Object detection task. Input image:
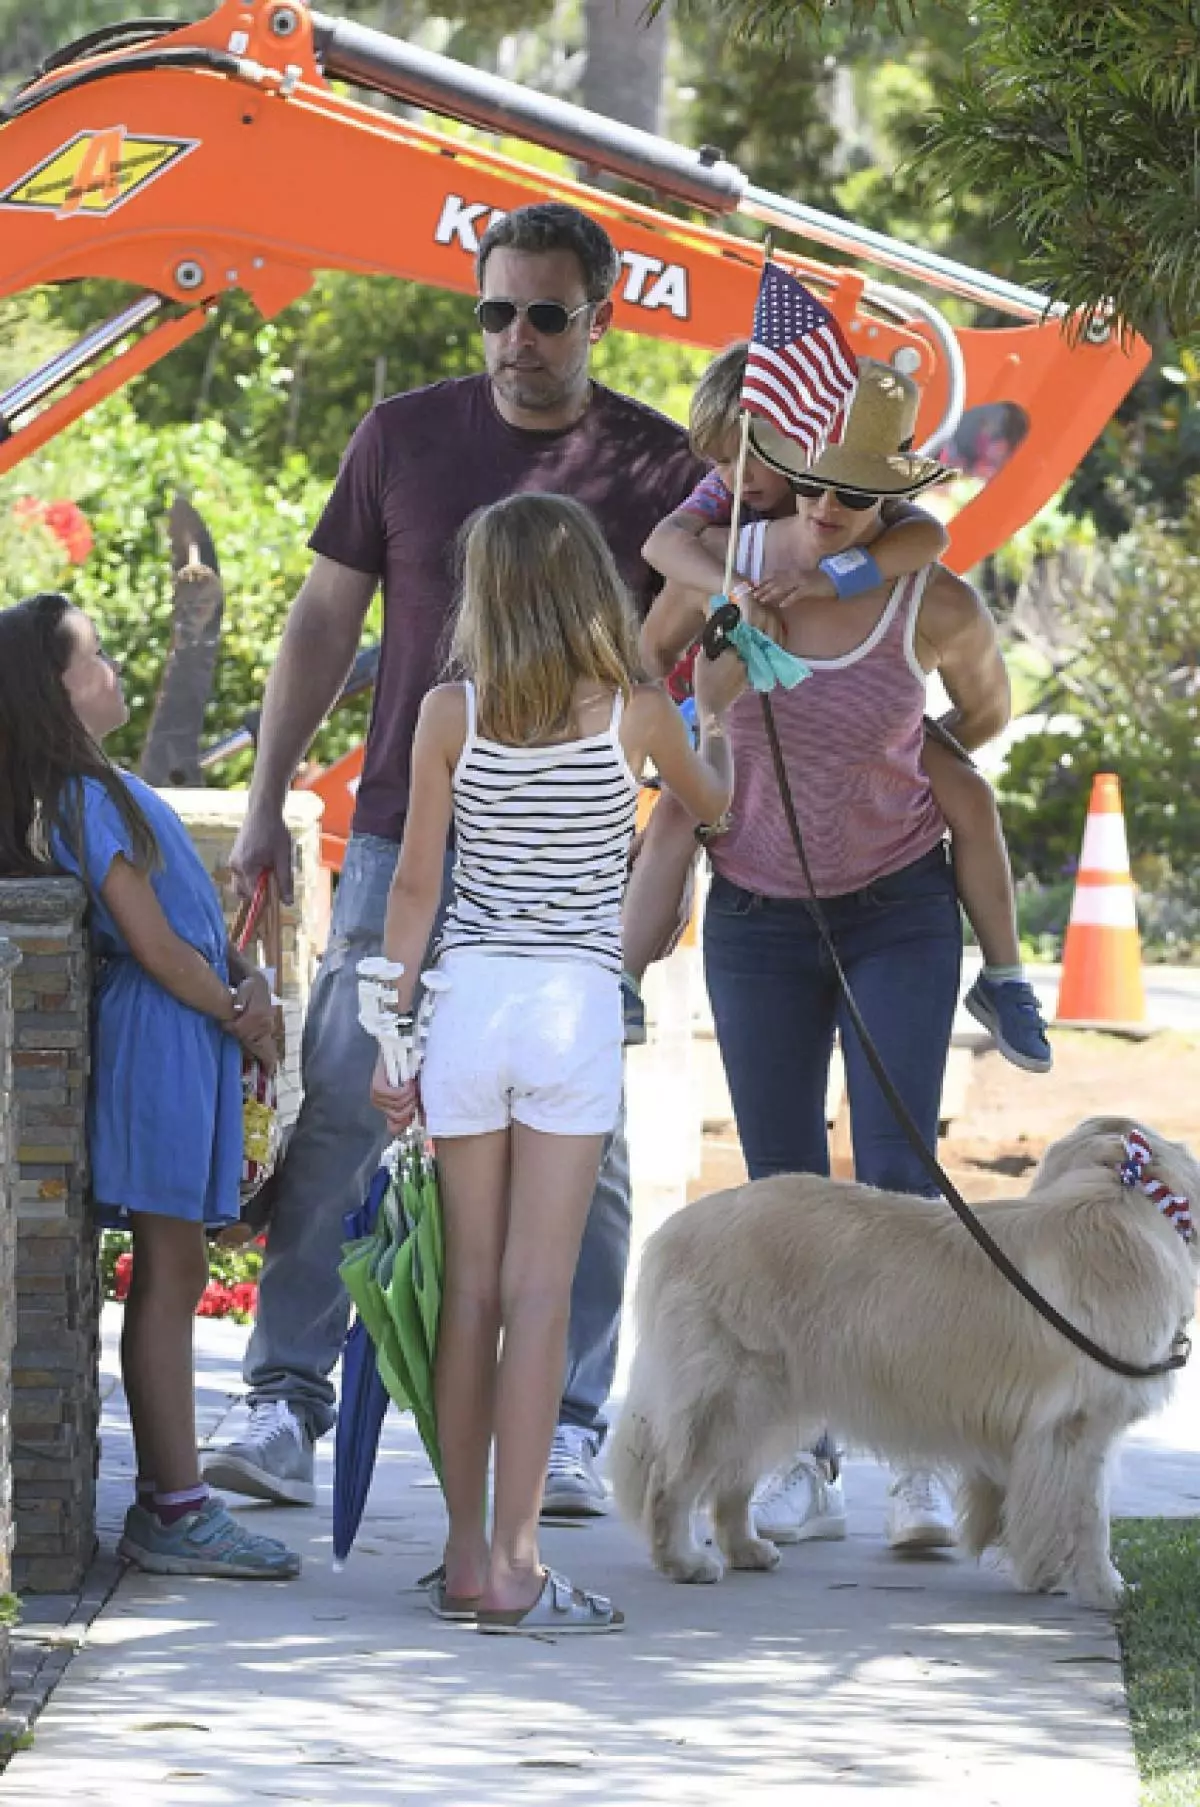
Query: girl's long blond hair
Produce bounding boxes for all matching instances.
[451,493,641,745]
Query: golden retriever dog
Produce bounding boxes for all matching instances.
[611,1118,1198,1609]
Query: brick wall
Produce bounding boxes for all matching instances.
[0,881,97,1595]
[0,937,21,1698]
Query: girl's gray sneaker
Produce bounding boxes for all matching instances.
[119,1497,301,1579]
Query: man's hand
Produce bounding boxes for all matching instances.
[230,809,294,905]
[369,1050,420,1136]
[228,973,280,1072]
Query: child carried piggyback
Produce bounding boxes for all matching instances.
[624,341,1052,1074]
[369,493,744,1635]
[0,593,300,1580]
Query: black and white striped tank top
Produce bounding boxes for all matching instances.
[438,681,640,974]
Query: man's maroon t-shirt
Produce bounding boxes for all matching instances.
[308,372,706,842]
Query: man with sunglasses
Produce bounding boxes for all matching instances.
[205,201,706,1521]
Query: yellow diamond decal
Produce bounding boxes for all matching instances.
[0,127,198,218]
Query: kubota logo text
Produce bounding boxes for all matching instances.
[0,126,199,219]
[434,193,691,320]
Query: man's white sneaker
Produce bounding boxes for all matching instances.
[753,1452,847,1544]
[540,1424,608,1517]
[886,1470,955,1551]
[200,1400,316,1507]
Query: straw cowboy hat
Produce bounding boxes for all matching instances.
[748,358,956,498]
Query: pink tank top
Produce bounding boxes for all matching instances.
[709,522,947,899]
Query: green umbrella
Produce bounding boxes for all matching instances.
[399,1134,442,1361]
[338,1126,444,1483]
[381,1132,443,1479]
[339,1177,406,1393]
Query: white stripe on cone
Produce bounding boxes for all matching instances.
[1078,812,1131,872]
[1066,886,1139,929]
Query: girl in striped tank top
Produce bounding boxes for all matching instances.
[369,493,743,1634]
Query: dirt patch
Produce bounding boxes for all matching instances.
[948,1027,1198,1179]
[694,1026,1199,1205]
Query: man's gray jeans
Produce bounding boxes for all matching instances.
[245,832,632,1443]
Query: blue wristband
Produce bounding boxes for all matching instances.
[819,547,883,599]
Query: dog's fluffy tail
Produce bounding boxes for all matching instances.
[609,1380,658,1528]
[609,1243,673,1528]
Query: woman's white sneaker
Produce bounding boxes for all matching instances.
[752,1452,847,1544]
[886,1470,955,1550]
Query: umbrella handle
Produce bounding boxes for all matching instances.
[356,958,415,1087]
[381,1037,405,1088]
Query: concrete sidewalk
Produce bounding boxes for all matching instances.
[3,1306,1197,1806]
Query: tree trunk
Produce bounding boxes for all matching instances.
[579,0,670,135]
[139,497,225,788]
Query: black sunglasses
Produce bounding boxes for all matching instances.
[788,477,881,512]
[475,298,592,336]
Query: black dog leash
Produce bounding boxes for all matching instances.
[701,603,1188,1381]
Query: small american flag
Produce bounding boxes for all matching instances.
[741,262,859,462]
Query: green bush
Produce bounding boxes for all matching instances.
[997,730,1092,884]
[996,485,1200,923]
[0,397,372,779]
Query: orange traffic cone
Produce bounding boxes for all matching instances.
[1054,773,1146,1027]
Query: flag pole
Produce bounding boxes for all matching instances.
[721,234,774,606]
[720,411,753,605]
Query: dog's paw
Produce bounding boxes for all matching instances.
[1070,1564,1126,1611]
[660,1547,725,1585]
[724,1535,782,1573]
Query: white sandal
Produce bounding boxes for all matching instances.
[476,1568,625,1635]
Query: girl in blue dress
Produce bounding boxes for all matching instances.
[0,592,299,1580]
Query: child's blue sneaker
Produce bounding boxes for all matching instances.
[964,974,1053,1074]
[119,1496,301,1579]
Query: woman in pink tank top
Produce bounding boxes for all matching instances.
[695,362,1013,1551]
[696,365,1011,1192]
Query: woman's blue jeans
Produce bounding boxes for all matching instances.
[703,844,962,1194]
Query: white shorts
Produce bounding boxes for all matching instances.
[419,949,623,1139]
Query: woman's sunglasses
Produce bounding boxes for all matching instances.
[788,478,881,512]
[474,298,592,336]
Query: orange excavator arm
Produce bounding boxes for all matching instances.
[0,0,1150,574]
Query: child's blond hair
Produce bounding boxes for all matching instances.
[451,493,641,746]
[689,340,750,460]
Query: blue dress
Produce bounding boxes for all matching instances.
[51,774,243,1229]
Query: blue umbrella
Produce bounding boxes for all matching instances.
[332,962,450,1566]
[331,1167,392,1569]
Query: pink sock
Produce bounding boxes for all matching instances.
[136,1477,156,1508]
[153,1484,209,1527]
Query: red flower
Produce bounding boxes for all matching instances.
[109,1254,257,1320]
[12,495,93,564]
[197,1281,235,1318]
